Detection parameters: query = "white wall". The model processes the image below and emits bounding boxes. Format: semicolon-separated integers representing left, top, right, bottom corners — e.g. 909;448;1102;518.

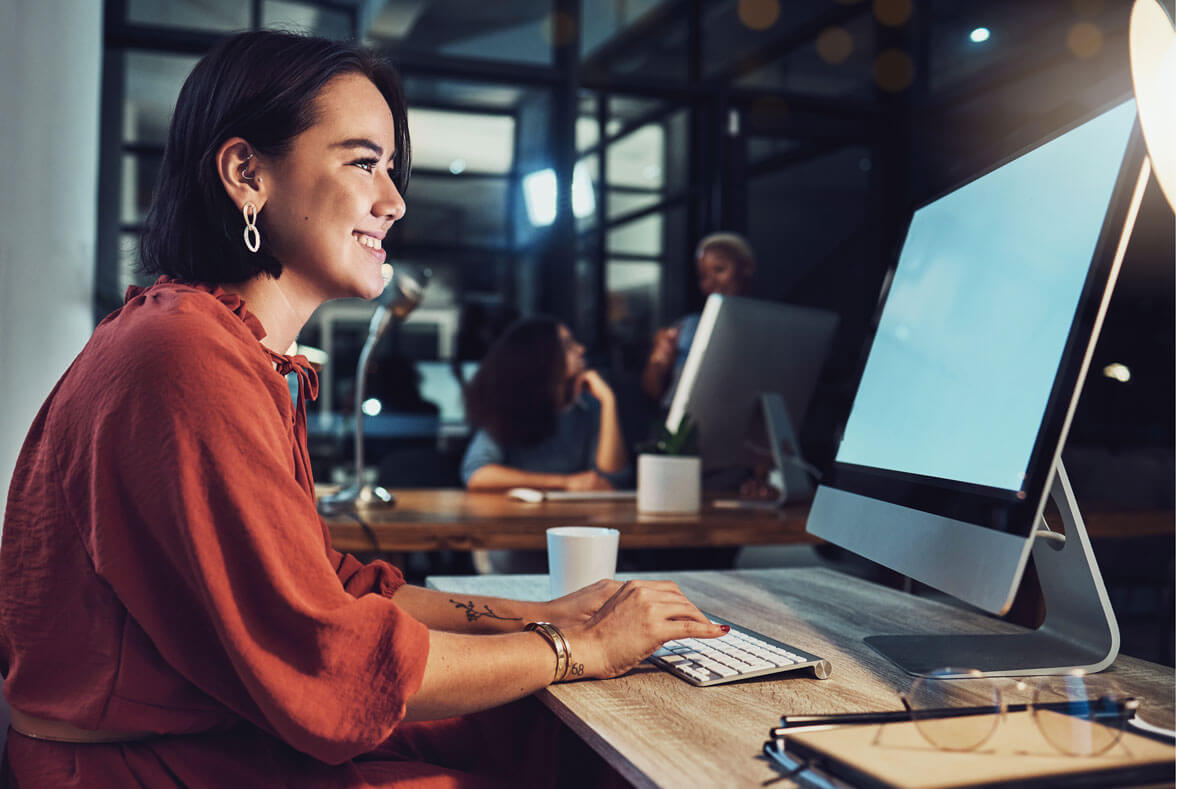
0;0;102;530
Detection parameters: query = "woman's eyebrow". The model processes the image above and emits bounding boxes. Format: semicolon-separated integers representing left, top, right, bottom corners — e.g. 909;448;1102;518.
331;138;393;161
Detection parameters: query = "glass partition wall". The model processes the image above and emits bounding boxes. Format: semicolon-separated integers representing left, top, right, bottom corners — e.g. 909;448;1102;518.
98;0;1171;512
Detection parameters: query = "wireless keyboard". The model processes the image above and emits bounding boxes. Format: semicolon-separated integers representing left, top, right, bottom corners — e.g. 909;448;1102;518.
647;614;832;687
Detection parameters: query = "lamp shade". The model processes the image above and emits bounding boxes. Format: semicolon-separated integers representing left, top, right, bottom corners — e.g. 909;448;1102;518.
1130;0;1176;211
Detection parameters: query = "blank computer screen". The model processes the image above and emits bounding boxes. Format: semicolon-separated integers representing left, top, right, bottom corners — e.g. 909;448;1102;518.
835;100;1137;492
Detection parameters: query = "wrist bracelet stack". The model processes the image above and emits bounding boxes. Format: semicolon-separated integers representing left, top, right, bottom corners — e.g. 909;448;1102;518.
524;621;572;684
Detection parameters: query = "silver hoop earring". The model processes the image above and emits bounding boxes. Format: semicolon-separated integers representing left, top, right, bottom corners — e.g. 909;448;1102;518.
240;152;255;181
242;202;261;253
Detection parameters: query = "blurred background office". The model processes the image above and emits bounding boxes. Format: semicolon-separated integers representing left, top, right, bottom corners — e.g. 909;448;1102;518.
0;0;1173;661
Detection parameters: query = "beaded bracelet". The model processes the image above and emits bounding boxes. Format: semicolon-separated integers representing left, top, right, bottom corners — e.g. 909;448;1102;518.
524;621;571;684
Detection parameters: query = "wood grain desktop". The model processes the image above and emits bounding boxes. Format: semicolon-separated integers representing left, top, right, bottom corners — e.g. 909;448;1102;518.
426;568;1176;789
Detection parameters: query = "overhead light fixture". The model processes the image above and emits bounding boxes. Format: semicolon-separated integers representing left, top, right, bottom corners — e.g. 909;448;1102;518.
1102;363;1131;383
1129;0;1176;211
524;168;558;226
572;161;596;219
524;165;597;226
970;27;991;43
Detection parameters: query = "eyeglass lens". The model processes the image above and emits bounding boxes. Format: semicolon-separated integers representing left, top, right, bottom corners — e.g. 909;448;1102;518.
902;668;1128;757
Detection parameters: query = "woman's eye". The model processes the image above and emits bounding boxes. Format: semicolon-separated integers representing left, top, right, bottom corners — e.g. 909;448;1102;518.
352;159;379;173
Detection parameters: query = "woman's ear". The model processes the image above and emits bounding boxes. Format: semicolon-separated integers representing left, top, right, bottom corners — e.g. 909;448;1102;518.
215;137;269;211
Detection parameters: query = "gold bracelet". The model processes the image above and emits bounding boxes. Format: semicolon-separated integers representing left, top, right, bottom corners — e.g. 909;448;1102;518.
524;621;571;684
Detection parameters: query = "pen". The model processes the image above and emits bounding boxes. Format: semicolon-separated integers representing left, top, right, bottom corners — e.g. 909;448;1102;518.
771;700;1135;739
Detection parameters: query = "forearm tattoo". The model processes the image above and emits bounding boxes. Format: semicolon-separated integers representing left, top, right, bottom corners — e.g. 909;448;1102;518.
569;663;585;678
450;599;523;623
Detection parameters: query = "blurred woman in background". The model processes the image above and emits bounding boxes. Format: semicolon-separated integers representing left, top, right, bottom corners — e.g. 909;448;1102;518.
641;232;757;404
462;317;630;492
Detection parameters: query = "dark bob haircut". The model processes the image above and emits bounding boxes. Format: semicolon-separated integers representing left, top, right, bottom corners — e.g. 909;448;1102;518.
465;317;566;449
139;30;410;284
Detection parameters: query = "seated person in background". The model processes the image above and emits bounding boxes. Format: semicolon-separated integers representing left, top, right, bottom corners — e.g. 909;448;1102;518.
462;317;630;491
641;232;757;404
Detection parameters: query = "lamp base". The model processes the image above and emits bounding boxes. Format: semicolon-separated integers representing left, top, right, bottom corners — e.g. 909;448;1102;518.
316;484;396;515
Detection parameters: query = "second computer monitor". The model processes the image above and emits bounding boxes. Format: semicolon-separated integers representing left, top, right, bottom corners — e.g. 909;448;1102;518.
665;294;839;480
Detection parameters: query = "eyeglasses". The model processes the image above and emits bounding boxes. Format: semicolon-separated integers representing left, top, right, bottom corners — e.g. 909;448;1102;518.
890;667;1137;757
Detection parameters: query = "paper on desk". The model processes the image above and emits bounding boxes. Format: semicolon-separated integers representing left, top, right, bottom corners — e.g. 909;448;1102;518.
782;711;1175;788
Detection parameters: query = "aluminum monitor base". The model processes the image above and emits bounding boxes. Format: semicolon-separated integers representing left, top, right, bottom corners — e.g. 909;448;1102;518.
863;458;1120;677
712;393;819;510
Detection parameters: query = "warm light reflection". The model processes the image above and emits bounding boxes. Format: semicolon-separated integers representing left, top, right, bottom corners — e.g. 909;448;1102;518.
873;0;912;27
873;49;914;91
970;27;991;43
738;0;780;31
1102;363;1131;383
817;26;855;64
1068;21;1104;58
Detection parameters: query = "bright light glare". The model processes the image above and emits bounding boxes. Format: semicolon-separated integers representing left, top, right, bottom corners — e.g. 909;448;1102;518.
362;398;383;416
380;262;394;286
523;168;558;226
970;27;990;43
573;161;596;219
524;166;598;226
449;158;467;174
1102;363;1131;383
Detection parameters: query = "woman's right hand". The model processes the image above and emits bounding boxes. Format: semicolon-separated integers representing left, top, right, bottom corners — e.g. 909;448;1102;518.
565;470;613;491
648;327;678;370
563;580;728;680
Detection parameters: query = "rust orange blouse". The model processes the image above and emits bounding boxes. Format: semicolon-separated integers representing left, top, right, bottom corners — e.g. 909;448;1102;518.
0;279;434;784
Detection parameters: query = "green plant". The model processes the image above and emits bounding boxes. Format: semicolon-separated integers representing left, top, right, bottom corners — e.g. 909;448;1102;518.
641;415;698;456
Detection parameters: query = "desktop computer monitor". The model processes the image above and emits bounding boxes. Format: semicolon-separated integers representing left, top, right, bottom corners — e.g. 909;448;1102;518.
806;98;1151;677
665;295;839;503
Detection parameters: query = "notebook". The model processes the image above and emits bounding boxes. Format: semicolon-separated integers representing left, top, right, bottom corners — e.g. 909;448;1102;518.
769;711;1175;789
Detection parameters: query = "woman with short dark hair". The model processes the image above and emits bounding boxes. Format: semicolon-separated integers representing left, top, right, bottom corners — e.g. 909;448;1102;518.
461;317;629;492
0;30;723;786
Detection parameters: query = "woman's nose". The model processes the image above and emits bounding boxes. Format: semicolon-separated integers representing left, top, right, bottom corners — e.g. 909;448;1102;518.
375;178;406;222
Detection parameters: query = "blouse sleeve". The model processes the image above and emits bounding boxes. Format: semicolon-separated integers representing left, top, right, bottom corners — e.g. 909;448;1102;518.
459;429;504;486
324;538;405;599
72;314;430;765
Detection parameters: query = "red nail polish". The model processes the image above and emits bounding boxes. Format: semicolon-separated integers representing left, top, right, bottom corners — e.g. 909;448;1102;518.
720;625;730;633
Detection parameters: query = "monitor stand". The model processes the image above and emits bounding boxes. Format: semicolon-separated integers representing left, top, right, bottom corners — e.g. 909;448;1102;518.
864;457;1121;677
713;393;819;510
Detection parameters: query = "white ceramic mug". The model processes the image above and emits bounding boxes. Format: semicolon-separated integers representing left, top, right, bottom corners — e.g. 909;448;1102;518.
546;526;620;598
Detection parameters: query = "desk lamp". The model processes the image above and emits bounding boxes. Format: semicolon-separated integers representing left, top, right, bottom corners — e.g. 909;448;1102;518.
317;266;429;515
1130;0;1176;211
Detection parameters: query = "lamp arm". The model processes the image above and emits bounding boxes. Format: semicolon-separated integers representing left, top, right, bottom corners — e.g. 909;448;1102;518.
352;304;388;490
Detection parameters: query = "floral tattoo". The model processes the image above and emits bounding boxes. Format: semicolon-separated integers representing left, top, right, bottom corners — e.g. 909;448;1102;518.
450;599;523;623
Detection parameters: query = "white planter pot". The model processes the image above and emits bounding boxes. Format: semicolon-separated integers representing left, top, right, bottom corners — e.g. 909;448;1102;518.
637;454;701;514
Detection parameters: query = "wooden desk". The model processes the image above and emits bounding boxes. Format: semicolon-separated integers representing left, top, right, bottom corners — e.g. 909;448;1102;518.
324;489;817;554
426;568;1175;788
